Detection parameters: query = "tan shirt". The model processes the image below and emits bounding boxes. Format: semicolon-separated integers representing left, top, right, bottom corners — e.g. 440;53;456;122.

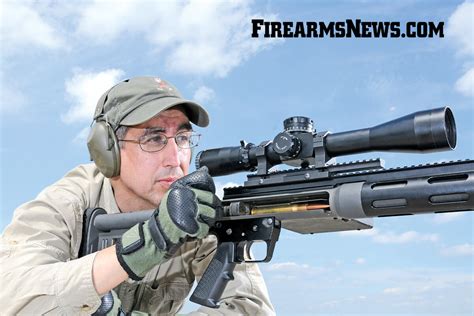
0;164;275;315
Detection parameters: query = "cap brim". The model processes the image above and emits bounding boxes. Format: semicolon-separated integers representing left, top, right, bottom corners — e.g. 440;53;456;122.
119;96;210;127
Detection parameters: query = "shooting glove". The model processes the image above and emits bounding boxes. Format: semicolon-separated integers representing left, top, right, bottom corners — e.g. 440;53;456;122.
115;167;220;280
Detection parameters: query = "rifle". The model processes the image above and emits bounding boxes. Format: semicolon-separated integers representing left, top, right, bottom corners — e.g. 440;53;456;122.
80;107;474;311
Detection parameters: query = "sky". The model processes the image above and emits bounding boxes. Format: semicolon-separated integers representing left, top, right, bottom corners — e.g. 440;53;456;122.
1;0;473;315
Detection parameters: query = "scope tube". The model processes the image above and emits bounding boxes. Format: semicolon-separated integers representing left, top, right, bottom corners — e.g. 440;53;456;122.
325;107;456;157
196;143;283;177
196;146;253;176
197;107;457;177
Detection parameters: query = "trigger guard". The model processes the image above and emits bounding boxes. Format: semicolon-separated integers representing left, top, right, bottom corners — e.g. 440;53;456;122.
237;240;273;263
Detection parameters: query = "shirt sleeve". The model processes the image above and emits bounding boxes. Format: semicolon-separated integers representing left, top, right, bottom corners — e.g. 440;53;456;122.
187;236;276;316
0;187;102;315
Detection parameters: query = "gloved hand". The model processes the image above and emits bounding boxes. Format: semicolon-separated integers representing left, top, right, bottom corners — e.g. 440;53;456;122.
115;167;220;280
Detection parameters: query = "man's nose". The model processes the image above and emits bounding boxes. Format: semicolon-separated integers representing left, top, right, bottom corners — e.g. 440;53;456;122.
161;138;181;167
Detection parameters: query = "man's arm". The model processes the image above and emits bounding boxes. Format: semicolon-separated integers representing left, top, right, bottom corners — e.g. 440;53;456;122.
0;197;103;315
92;245;129;295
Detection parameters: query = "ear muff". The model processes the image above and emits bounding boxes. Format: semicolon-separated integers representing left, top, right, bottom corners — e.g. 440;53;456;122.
87;121;121;178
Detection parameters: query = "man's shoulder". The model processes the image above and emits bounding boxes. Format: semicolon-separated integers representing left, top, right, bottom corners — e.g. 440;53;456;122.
51;163;104;190
37;163;107;207
64;163;104;180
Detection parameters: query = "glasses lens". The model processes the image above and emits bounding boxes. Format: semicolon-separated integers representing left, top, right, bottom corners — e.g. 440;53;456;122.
175;132;200;149
140;134;167;152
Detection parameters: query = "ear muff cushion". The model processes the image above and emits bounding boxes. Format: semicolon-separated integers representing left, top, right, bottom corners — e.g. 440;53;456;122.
87;122;121;178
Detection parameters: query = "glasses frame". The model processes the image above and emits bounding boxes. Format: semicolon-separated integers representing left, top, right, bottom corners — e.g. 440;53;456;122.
118;129;201;153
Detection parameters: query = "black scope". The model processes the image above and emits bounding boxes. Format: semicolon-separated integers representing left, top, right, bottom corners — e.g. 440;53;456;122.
196;107;456;177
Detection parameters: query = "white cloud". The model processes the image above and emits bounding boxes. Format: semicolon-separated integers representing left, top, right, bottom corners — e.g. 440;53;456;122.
1;1;65;55
455;67;474;97
214;181;240;199
383;287;402;295
75;0;142;43
447;1;474;57
267;262;310;271
338;228;379;237
448;1;474;97
193;86;216;104
440;243;474;257
62;68;125;124
355;257;366;264
339;228;439;244
264;261;326;280
433;211;465;224
263;262;473;314
2;1;279;77
76;0;280;77
73;126;91;144
373;230;439;244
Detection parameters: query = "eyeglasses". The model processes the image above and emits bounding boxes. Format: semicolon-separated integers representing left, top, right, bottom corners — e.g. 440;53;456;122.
119;130;201;153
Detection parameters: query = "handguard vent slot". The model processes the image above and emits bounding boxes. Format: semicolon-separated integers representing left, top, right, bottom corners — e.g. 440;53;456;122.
429;193;469;204
428;174;468;184
371;181;407;190
371;198;407;208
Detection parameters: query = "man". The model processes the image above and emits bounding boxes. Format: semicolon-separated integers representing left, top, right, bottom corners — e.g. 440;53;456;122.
0;77;274;315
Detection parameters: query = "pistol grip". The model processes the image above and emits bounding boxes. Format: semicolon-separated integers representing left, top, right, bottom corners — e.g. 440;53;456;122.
190;242;237;308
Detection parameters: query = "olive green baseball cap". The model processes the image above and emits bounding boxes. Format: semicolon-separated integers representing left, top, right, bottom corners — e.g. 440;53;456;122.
93;76;209;129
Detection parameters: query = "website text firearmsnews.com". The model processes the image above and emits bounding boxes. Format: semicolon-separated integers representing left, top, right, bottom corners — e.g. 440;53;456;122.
251;19;444;38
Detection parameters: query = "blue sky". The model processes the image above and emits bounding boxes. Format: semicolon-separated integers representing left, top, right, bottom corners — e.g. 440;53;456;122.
1;1;473;315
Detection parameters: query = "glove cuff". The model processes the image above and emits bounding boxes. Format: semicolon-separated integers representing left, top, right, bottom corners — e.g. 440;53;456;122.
115;235;144;281
115;219;168;280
